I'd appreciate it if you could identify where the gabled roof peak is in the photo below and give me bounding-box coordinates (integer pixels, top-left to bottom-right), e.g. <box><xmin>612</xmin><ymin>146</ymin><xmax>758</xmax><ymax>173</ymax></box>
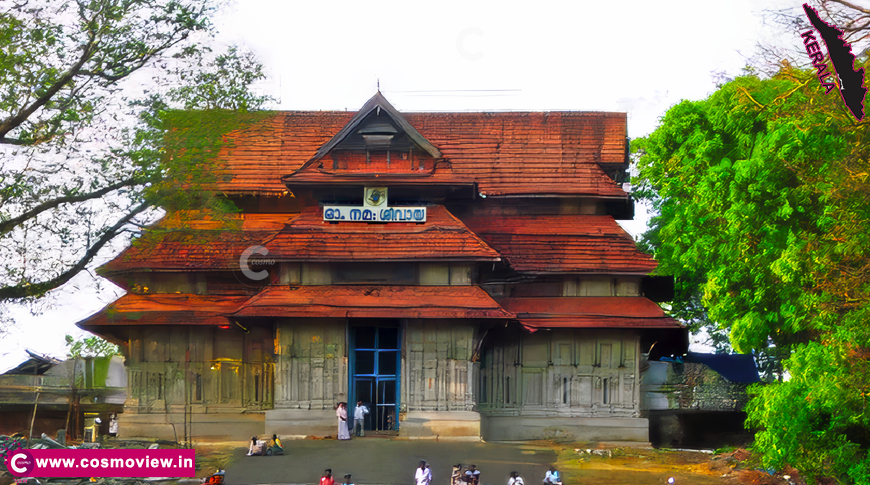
<box><xmin>305</xmin><ymin>92</ymin><xmax>442</xmax><ymax>165</ymax></box>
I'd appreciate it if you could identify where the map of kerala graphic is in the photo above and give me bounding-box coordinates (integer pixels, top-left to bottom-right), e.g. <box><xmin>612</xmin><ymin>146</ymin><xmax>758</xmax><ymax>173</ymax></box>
<box><xmin>803</xmin><ymin>3</ymin><xmax>867</xmax><ymax>120</ymax></box>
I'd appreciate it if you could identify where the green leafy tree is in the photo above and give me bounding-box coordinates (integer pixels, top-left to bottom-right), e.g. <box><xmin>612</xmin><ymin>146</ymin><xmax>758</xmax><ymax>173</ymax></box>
<box><xmin>64</xmin><ymin>333</ymin><xmax>120</xmax><ymax>358</ymax></box>
<box><xmin>0</xmin><ymin>0</ymin><xmax>273</xmax><ymax>302</ymax></box>
<box><xmin>634</xmin><ymin>62</ymin><xmax>870</xmax><ymax>483</ymax></box>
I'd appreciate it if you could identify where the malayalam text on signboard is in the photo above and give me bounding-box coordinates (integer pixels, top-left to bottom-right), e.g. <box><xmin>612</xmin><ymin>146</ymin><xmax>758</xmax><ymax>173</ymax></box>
<box><xmin>323</xmin><ymin>206</ymin><xmax>427</xmax><ymax>222</ymax></box>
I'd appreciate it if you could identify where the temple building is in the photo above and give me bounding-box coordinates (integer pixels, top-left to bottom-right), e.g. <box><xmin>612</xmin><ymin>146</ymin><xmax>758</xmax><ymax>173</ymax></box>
<box><xmin>77</xmin><ymin>93</ymin><xmax>686</xmax><ymax>441</ymax></box>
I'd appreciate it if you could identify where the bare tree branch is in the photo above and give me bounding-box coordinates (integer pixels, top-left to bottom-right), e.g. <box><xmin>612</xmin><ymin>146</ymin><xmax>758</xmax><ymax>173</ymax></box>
<box><xmin>828</xmin><ymin>0</ymin><xmax>870</xmax><ymax>15</ymax></box>
<box><xmin>0</xmin><ymin>137</ymin><xmax>28</xmax><ymax>146</ymax></box>
<box><xmin>0</xmin><ymin>177</ymin><xmax>145</xmax><ymax>234</ymax></box>
<box><xmin>0</xmin><ymin>200</ymin><xmax>150</xmax><ymax>300</ymax></box>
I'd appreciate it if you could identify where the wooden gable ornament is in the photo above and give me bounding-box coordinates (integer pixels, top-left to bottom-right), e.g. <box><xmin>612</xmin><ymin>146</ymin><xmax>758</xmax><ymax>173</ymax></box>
<box><xmin>294</xmin><ymin>92</ymin><xmax>442</xmax><ymax>174</ymax></box>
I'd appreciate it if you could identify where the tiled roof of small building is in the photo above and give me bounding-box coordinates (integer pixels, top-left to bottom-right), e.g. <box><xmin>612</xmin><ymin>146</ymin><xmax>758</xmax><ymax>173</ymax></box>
<box><xmin>232</xmin><ymin>285</ymin><xmax>515</xmax><ymax>319</ymax></box>
<box><xmin>216</xmin><ymin>111</ymin><xmax>627</xmax><ymax>197</ymax></box>
<box><xmin>462</xmin><ymin>214</ymin><xmax>657</xmax><ymax>274</ymax></box>
<box><xmin>265</xmin><ymin>205</ymin><xmax>500</xmax><ymax>262</ymax></box>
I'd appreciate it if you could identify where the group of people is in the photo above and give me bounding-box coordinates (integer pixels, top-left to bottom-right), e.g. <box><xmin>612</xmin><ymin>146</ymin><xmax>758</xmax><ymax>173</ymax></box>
<box><xmin>335</xmin><ymin>401</ymin><xmax>370</xmax><ymax>440</ymax></box>
<box><xmin>245</xmin><ymin>419</ymin><xmax>562</xmax><ymax>485</ymax></box>
<box><xmin>248</xmin><ymin>440</ymin><xmax>560</xmax><ymax>485</ymax></box>
<box><xmin>246</xmin><ymin>434</ymin><xmax>284</xmax><ymax>456</ymax></box>
<box><xmin>508</xmin><ymin>466</ymin><xmax>560</xmax><ymax>485</ymax></box>
<box><xmin>317</xmin><ymin>462</ymin><xmax>555</xmax><ymax>485</ymax></box>
<box><xmin>450</xmin><ymin>463</ymin><xmax>479</xmax><ymax>485</ymax></box>
<box><xmin>444</xmin><ymin>461</ymin><xmax>561</xmax><ymax>485</ymax></box>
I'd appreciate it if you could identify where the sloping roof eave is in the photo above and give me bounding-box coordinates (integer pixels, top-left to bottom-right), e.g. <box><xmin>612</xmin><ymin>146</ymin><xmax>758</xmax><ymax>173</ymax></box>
<box><xmin>233</xmin><ymin>285</ymin><xmax>514</xmax><ymax>319</ymax></box>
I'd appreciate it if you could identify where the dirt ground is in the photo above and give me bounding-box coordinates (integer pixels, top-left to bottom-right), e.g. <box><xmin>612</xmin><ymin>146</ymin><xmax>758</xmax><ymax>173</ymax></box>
<box><xmin>0</xmin><ymin>440</ymin><xmax>804</xmax><ymax>485</ymax></box>
<box><xmin>554</xmin><ymin>445</ymin><xmax>805</xmax><ymax>485</ymax></box>
<box><xmin>192</xmin><ymin>439</ymin><xmax>807</xmax><ymax>485</ymax></box>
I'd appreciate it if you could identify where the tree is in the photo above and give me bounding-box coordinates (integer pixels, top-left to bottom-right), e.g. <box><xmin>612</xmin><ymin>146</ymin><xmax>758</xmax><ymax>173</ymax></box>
<box><xmin>634</xmin><ymin>62</ymin><xmax>870</xmax><ymax>483</ymax></box>
<box><xmin>64</xmin><ymin>333</ymin><xmax>119</xmax><ymax>358</ymax></box>
<box><xmin>0</xmin><ymin>0</ymin><xmax>272</xmax><ymax>302</ymax></box>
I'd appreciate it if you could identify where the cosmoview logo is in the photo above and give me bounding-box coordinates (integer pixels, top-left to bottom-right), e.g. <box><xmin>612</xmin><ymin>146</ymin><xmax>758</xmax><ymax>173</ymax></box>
<box><xmin>239</xmin><ymin>245</ymin><xmax>275</xmax><ymax>281</ymax></box>
<box><xmin>6</xmin><ymin>450</ymin><xmax>34</xmax><ymax>477</ymax></box>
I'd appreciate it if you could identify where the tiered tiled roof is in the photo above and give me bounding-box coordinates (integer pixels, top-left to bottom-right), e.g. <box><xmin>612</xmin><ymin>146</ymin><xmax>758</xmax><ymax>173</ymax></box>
<box><xmin>77</xmin><ymin>294</ymin><xmax>249</xmax><ymax>329</ymax></box>
<box><xmin>462</xmin><ymin>213</ymin><xmax>657</xmax><ymax>274</ymax></box>
<box><xmin>232</xmin><ymin>285</ymin><xmax>514</xmax><ymax>319</ymax></box>
<box><xmin>216</xmin><ymin>111</ymin><xmax>627</xmax><ymax>197</ymax></box>
<box><xmin>499</xmin><ymin>297</ymin><xmax>682</xmax><ymax>331</ymax></box>
<box><xmin>265</xmin><ymin>205</ymin><xmax>500</xmax><ymax>262</ymax></box>
<box><xmin>100</xmin><ymin>213</ymin><xmax>294</xmax><ymax>273</ymax></box>
<box><xmin>78</xmin><ymin>96</ymin><xmax>676</xmax><ymax>337</ymax></box>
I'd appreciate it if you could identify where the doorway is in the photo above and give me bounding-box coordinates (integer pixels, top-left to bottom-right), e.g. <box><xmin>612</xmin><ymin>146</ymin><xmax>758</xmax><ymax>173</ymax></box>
<box><xmin>350</xmin><ymin>325</ymin><xmax>400</xmax><ymax>431</ymax></box>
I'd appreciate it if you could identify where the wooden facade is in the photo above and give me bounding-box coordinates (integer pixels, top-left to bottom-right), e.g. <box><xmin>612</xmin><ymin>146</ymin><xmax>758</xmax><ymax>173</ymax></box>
<box><xmin>78</xmin><ymin>92</ymin><xmax>686</xmax><ymax>441</ymax></box>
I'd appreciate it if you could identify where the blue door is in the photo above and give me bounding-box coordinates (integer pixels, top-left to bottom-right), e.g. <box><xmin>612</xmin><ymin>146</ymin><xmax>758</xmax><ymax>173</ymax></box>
<box><xmin>350</xmin><ymin>325</ymin><xmax>400</xmax><ymax>431</ymax></box>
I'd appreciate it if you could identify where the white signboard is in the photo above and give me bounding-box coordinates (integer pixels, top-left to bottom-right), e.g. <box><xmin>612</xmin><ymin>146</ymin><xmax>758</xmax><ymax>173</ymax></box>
<box><xmin>323</xmin><ymin>206</ymin><xmax>427</xmax><ymax>222</ymax></box>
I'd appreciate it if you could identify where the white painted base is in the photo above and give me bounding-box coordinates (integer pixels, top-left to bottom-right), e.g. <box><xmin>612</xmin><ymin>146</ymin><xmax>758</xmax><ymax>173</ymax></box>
<box><xmin>399</xmin><ymin>411</ymin><xmax>481</xmax><ymax>439</ymax></box>
<box><xmin>119</xmin><ymin>413</ymin><xmax>265</xmax><ymax>441</ymax></box>
<box><xmin>481</xmin><ymin>416</ymin><xmax>649</xmax><ymax>442</ymax></box>
<box><xmin>265</xmin><ymin>409</ymin><xmax>338</xmax><ymax>437</ymax></box>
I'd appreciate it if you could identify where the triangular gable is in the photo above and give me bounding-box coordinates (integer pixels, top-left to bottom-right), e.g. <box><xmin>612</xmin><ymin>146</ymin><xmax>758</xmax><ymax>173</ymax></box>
<box><xmin>300</xmin><ymin>92</ymin><xmax>442</xmax><ymax>171</ymax></box>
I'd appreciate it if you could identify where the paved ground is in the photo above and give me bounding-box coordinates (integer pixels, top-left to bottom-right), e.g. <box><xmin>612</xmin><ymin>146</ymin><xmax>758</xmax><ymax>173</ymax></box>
<box><xmin>222</xmin><ymin>439</ymin><xmax>557</xmax><ymax>485</ymax></box>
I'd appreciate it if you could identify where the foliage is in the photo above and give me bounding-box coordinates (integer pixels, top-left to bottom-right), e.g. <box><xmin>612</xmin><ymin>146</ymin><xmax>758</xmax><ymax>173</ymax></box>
<box><xmin>64</xmin><ymin>333</ymin><xmax>120</xmax><ymax>358</ymax></box>
<box><xmin>746</xmin><ymin>307</ymin><xmax>870</xmax><ymax>484</ymax></box>
<box><xmin>0</xmin><ymin>0</ymin><xmax>273</xmax><ymax>302</ymax></box>
<box><xmin>634</xmin><ymin>60</ymin><xmax>870</xmax><ymax>482</ymax></box>
<box><xmin>167</xmin><ymin>45</ymin><xmax>273</xmax><ymax>111</ymax></box>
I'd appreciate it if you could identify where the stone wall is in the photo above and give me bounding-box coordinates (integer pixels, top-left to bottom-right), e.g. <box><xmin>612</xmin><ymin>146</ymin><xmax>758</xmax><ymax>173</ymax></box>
<box><xmin>272</xmin><ymin>318</ymin><xmax>348</xmax><ymax>409</ymax></box>
<box><xmin>479</xmin><ymin>328</ymin><xmax>641</xmax><ymax>417</ymax></box>
<box><xmin>641</xmin><ymin>361</ymin><xmax>752</xmax><ymax>412</ymax></box>
<box><xmin>124</xmin><ymin>325</ymin><xmax>274</xmax><ymax>416</ymax></box>
<box><xmin>402</xmin><ymin>320</ymin><xmax>477</xmax><ymax>412</ymax></box>
<box><xmin>400</xmin><ymin>320</ymin><xmax>480</xmax><ymax>438</ymax></box>
<box><xmin>478</xmin><ymin>327</ymin><xmax>644</xmax><ymax>441</ymax></box>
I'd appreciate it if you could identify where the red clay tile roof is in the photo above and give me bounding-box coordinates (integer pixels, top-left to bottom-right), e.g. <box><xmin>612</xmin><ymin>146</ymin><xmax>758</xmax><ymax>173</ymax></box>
<box><xmin>100</xmin><ymin>213</ymin><xmax>295</xmax><ymax>273</ymax></box>
<box><xmin>264</xmin><ymin>205</ymin><xmax>500</xmax><ymax>262</ymax></box>
<box><xmin>499</xmin><ymin>296</ymin><xmax>683</xmax><ymax>331</ymax></box>
<box><xmin>77</xmin><ymin>294</ymin><xmax>248</xmax><ymax>328</ymax></box>
<box><xmin>461</xmin><ymin>214</ymin><xmax>657</xmax><ymax>274</ymax></box>
<box><xmin>233</xmin><ymin>285</ymin><xmax>514</xmax><ymax>319</ymax></box>
<box><xmin>216</xmin><ymin>111</ymin><xmax>627</xmax><ymax>197</ymax></box>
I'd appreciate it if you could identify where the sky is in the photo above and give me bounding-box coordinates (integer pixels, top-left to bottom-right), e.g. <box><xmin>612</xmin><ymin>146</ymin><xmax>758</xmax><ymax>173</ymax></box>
<box><xmin>0</xmin><ymin>0</ymin><xmax>800</xmax><ymax>371</ymax></box>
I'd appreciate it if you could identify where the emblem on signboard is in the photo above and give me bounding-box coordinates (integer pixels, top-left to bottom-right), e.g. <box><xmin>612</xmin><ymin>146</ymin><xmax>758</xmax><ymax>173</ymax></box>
<box><xmin>365</xmin><ymin>187</ymin><xmax>387</xmax><ymax>207</ymax></box>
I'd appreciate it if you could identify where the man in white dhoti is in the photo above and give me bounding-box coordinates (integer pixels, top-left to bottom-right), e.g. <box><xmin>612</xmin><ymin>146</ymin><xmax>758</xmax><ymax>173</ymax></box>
<box><xmin>415</xmin><ymin>460</ymin><xmax>431</xmax><ymax>485</ymax></box>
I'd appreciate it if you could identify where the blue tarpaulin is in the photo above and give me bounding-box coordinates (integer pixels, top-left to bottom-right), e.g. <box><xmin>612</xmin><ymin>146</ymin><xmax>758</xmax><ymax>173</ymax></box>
<box><xmin>681</xmin><ymin>352</ymin><xmax>761</xmax><ymax>383</ymax></box>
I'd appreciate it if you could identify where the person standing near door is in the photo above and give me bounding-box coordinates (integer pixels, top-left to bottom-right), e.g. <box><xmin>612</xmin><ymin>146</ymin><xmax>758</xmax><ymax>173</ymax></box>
<box><xmin>353</xmin><ymin>401</ymin><xmax>369</xmax><ymax>437</ymax></box>
<box><xmin>336</xmin><ymin>403</ymin><xmax>351</xmax><ymax>440</ymax></box>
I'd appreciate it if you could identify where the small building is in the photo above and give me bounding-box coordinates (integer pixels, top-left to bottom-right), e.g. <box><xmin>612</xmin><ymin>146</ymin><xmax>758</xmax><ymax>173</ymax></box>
<box><xmin>77</xmin><ymin>93</ymin><xmax>686</xmax><ymax>441</ymax></box>
<box><xmin>0</xmin><ymin>350</ymin><xmax>126</xmax><ymax>440</ymax></box>
<box><xmin>642</xmin><ymin>352</ymin><xmax>761</xmax><ymax>448</ymax></box>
